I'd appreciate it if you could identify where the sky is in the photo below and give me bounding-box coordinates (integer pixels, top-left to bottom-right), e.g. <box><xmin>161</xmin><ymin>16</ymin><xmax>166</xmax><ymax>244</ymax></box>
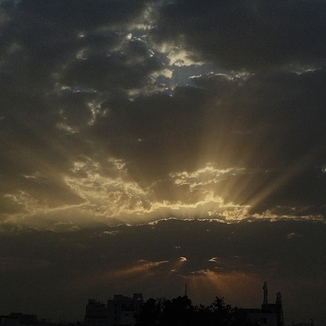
<box><xmin>0</xmin><ymin>0</ymin><xmax>326</xmax><ymax>323</ymax></box>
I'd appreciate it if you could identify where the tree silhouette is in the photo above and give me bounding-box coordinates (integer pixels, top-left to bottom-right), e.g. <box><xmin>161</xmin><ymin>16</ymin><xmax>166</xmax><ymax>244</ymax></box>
<box><xmin>160</xmin><ymin>296</ymin><xmax>195</xmax><ymax>326</ymax></box>
<box><xmin>135</xmin><ymin>296</ymin><xmax>255</xmax><ymax>326</ymax></box>
<box><xmin>135</xmin><ymin>297</ymin><xmax>164</xmax><ymax>326</ymax></box>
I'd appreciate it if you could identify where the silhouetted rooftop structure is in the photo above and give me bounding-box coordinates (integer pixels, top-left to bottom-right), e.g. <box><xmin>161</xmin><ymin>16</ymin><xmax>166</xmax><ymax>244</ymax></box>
<box><xmin>84</xmin><ymin>294</ymin><xmax>143</xmax><ymax>326</ymax></box>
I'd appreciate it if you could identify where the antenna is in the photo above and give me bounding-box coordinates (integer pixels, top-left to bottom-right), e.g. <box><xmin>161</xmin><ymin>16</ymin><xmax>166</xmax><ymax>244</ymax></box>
<box><xmin>185</xmin><ymin>282</ymin><xmax>188</xmax><ymax>297</ymax></box>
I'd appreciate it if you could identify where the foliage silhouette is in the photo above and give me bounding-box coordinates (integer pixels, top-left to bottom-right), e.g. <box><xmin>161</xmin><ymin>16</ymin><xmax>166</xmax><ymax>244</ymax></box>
<box><xmin>135</xmin><ymin>296</ymin><xmax>255</xmax><ymax>326</ymax></box>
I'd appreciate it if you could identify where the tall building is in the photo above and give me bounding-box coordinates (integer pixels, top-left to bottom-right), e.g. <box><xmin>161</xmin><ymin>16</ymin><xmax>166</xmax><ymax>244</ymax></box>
<box><xmin>84</xmin><ymin>294</ymin><xmax>143</xmax><ymax>326</ymax></box>
<box><xmin>107</xmin><ymin>294</ymin><xmax>143</xmax><ymax>326</ymax></box>
<box><xmin>84</xmin><ymin>299</ymin><xmax>107</xmax><ymax>326</ymax></box>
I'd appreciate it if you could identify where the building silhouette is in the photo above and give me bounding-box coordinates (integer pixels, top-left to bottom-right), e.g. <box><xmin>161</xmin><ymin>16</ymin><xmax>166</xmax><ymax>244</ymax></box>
<box><xmin>238</xmin><ymin>282</ymin><xmax>284</xmax><ymax>326</ymax></box>
<box><xmin>84</xmin><ymin>294</ymin><xmax>143</xmax><ymax>326</ymax></box>
<box><xmin>0</xmin><ymin>313</ymin><xmax>37</xmax><ymax>326</ymax></box>
<box><xmin>84</xmin><ymin>299</ymin><xmax>107</xmax><ymax>326</ymax></box>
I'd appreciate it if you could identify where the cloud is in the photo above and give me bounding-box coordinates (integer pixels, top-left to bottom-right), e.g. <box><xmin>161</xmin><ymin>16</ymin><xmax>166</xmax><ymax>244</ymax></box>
<box><xmin>72</xmin><ymin>260</ymin><xmax>169</xmax><ymax>290</ymax></box>
<box><xmin>0</xmin><ymin>0</ymin><xmax>326</xmax><ymax>226</ymax></box>
<box><xmin>169</xmin><ymin>165</ymin><xmax>246</xmax><ymax>189</ymax></box>
<box><xmin>0</xmin><ymin>256</ymin><xmax>52</xmax><ymax>271</ymax></box>
<box><xmin>3</xmin><ymin>66</ymin><xmax>326</xmax><ymax>225</ymax></box>
<box><xmin>150</xmin><ymin>0</ymin><xmax>326</xmax><ymax>71</ymax></box>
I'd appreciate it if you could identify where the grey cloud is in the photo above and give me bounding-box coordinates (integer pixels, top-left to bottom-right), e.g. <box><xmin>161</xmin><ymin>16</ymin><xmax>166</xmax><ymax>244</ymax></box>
<box><xmin>0</xmin><ymin>0</ymin><xmax>157</xmax><ymax>96</ymax></box>
<box><xmin>151</xmin><ymin>0</ymin><xmax>326</xmax><ymax>70</ymax></box>
<box><xmin>62</xmin><ymin>44</ymin><xmax>161</xmax><ymax>91</ymax></box>
<box><xmin>17</xmin><ymin>0</ymin><xmax>151</xmax><ymax>31</ymax></box>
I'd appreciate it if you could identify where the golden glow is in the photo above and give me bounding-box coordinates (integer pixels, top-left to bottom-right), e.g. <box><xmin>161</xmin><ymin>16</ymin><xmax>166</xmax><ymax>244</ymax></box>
<box><xmin>3</xmin><ymin>134</ymin><xmax>323</xmax><ymax>228</ymax></box>
<box><xmin>169</xmin><ymin>256</ymin><xmax>187</xmax><ymax>273</ymax></box>
<box><xmin>72</xmin><ymin>260</ymin><xmax>169</xmax><ymax>290</ymax></box>
<box><xmin>186</xmin><ymin>270</ymin><xmax>261</xmax><ymax>306</ymax></box>
<box><xmin>4</xmin><ymin>145</ymin><xmax>323</xmax><ymax>226</ymax></box>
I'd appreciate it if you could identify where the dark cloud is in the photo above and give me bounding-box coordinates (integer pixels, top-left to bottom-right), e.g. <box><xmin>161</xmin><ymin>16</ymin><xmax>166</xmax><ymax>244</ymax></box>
<box><xmin>151</xmin><ymin>0</ymin><xmax>326</xmax><ymax>70</ymax></box>
<box><xmin>62</xmin><ymin>43</ymin><xmax>161</xmax><ymax>91</ymax></box>
<box><xmin>17</xmin><ymin>0</ymin><xmax>150</xmax><ymax>30</ymax></box>
<box><xmin>90</xmin><ymin>88</ymin><xmax>207</xmax><ymax>177</ymax></box>
<box><xmin>0</xmin><ymin>0</ymin><xmax>158</xmax><ymax>96</ymax></box>
<box><xmin>78</xmin><ymin>68</ymin><xmax>326</xmax><ymax>216</ymax></box>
